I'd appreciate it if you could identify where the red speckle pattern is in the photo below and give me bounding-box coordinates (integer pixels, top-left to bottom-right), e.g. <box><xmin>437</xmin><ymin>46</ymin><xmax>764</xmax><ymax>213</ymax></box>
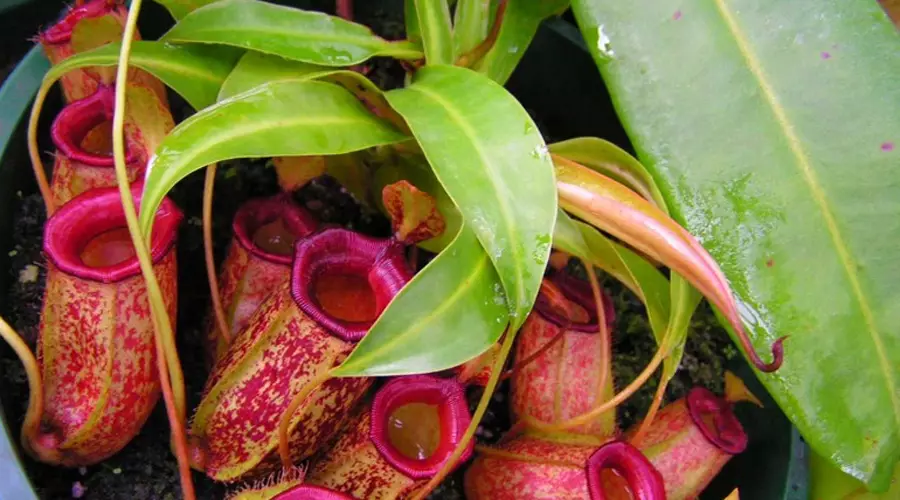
<box><xmin>50</xmin><ymin>82</ymin><xmax>174</xmax><ymax>206</ymax></box>
<box><xmin>882</xmin><ymin>141</ymin><xmax>894</xmax><ymax>152</ymax></box>
<box><xmin>511</xmin><ymin>313</ymin><xmax>616</xmax><ymax>437</ymax></box>
<box><xmin>465</xmin><ymin>436</ymin><xmax>601</xmax><ymax>499</ymax></box>
<box><xmin>626</xmin><ymin>397</ymin><xmax>733</xmax><ymax>499</ymax></box>
<box><xmin>32</xmin><ymin>251</ymin><xmax>177</xmax><ymax>466</ymax></box>
<box><xmin>191</xmin><ymin>284</ymin><xmax>371</xmax><ymax>482</ymax></box>
<box><xmin>204</xmin><ymin>239</ymin><xmax>290</xmax><ymax>364</ymax></box>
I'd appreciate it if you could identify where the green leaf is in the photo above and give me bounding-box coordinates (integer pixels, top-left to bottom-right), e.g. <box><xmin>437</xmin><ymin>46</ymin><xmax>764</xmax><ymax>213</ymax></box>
<box><xmin>217</xmin><ymin>52</ymin><xmax>333</xmax><ymax>101</ymax></box>
<box><xmin>453</xmin><ymin>0</ymin><xmax>491</xmax><ymax>56</ymax></box>
<box><xmin>474</xmin><ymin>0</ymin><xmax>568</xmax><ymax>84</ymax></box>
<box><xmin>44</xmin><ymin>41</ymin><xmax>241</xmax><ymax>110</ymax></box>
<box><xmin>404</xmin><ymin>0</ymin><xmax>421</xmax><ymax>43</ymax></box>
<box><xmin>414</xmin><ymin>0</ymin><xmax>454</xmax><ymax>64</ymax></box>
<box><xmin>138</xmin><ymin>80</ymin><xmax>408</xmax><ymax>235</ymax></box>
<box><xmin>572</xmin><ymin>0</ymin><xmax>900</xmax><ymax>488</ymax></box>
<box><xmin>153</xmin><ymin>0</ymin><xmax>219</xmax><ymax>20</ymax></box>
<box><xmin>333</xmin><ymin>226</ymin><xmax>508</xmax><ymax>376</ymax></box>
<box><xmin>162</xmin><ymin>0</ymin><xmax>423</xmax><ymax>66</ymax></box>
<box><xmin>385</xmin><ymin>65</ymin><xmax>557</xmax><ymax>329</ymax></box>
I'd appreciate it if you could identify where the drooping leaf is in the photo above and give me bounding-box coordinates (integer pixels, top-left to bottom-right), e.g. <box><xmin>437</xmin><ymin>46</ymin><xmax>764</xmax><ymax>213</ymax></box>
<box><xmin>572</xmin><ymin>0</ymin><xmax>900</xmax><ymax>487</ymax></box>
<box><xmin>554</xmin><ymin>158</ymin><xmax>783</xmax><ymax>376</ymax></box>
<box><xmin>552</xmin><ymin>137</ymin><xmax>700</xmax><ymax>381</ymax></box>
<box><xmin>453</xmin><ymin>0</ymin><xmax>491</xmax><ymax>55</ymax></box>
<box><xmin>217</xmin><ymin>52</ymin><xmax>332</xmax><ymax>101</ymax></box>
<box><xmin>333</xmin><ymin>226</ymin><xmax>508</xmax><ymax>376</ymax></box>
<box><xmin>414</xmin><ymin>0</ymin><xmax>454</xmax><ymax>64</ymax></box>
<box><xmin>473</xmin><ymin>0</ymin><xmax>569</xmax><ymax>84</ymax></box>
<box><xmin>153</xmin><ymin>0</ymin><xmax>219</xmax><ymax>20</ymax></box>
<box><xmin>383</xmin><ymin>180</ymin><xmax>446</xmax><ymax>244</ymax></box>
<box><xmin>385</xmin><ymin>65</ymin><xmax>557</xmax><ymax>329</ymax></box>
<box><xmin>138</xmin><ymin>80</ymin><xmax>408</xmax><ymax>235</ymax></box>
<box><xmin>44</xmin><ymin>41</ymin><xmax>241</xmax><ymax>110</ymax></box>
<box><xmin>162</xmin><ymin>0</ymin><xmax>423</xmax><ymax>66</ymax></box>
<box><xmin>371</xmin><ymin>152</ymin><xmax>462</xmax><ymax>252</ymax></box>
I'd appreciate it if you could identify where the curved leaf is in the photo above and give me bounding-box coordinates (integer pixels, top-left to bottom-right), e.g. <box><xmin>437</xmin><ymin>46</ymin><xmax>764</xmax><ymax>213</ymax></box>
<box><xmin>474</xmin><ymin>0</ymin><xmax>569</xmax><ymax>84</ymax></box>
<box><xmin>573</xmin><ymin>0</ymin><xmax>900</xmax><ymax>487</ymax></box>
<box><xmin>551</xmin><ymin>137</ymin><xmax>700</xmax><ymax>380</ymax></box>
<box><xmin>162</xmin><ymin>0</ymin><xmax>423</xmax><ymax>66</ymax></box>
<box><xmin>138</xmin><ymin>80</ymin><xmax>408</xmax><ymax>235</ymax></box>
<box><xmin>44</xmin><ymin>41</ymin><xmax>241</xmax><ymax>110</ymax></box>
<box><xmin>385</xmin><ymin>65</ymin><xmax>557</xmax><ymax>328</ymax></box>
<box><xmin>333</xmin><ymin>226</ymin><xmax>508</xmax><ymax>376</ymax></box>
<box><xmin>414</xmin><ymin>0</ymin><xmax>454</xmax><ymax>64</ymax></box>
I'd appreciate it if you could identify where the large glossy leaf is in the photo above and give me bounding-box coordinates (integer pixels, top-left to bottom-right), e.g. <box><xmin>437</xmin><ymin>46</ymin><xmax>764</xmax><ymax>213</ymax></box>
<box><xmin>153</xmin><ymin>0</ymin><xmax>218</xmax><ymax>20</ymax></box>
<box><xmin>414</xmin><ymin>0</ymin><xmax>454</xmax><ymax>64</ymax></box>
<box><xmin>44</xmin><ymin>41</ymin><xmax>241</xmax><ymax>110</ymax></box>
<box><xmin>162</xmin><ymin>0</ymin><xmax>423</xmax><ymax>66</ymax></box>
<box><xmin>572</xmin><ymin>0</ymin><xmax>900</xmax><ymax>488</ymax></box>
<box><xmin>473</xmin><ymin>0</ymin><xmax>569</xmax><ymax>84</ymax></box>
<box><xmin>138</xmin><ymin>80</ymin><xmax>408</xmax><ymax>235</ymax></box>
<box><xmin>385</xmin><ymin>65</ymin><xmax>557</xmax><ymax>329</ymax></box>
<box><xmin>333</xmin><ymin>226</ymin><xmax>507</xmax><ymax>376</ymax></box>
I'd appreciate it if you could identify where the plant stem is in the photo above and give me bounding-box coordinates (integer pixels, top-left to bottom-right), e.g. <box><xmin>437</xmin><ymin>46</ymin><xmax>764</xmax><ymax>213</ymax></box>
<box><xmin>336</xmin><ymin>0</ymin><xmax>353</xmax><ymax>20</ymax></box>
<box><xmin>27</xmin><ymin>81</ymin><xmax>56</xmax><ymax>216</ymax></box>
<box><xmin>203</xmin><ymin>164</ymin><xmax>231</xmax><ymax>347</ymax></box>
<box><xmin>583</xmin><ymin>259</ymin><xmax>611</xmax><ymax>401</ymax></box>
<box><xmin>111</xmin><ymin>1</ymin><xmax>194</xmax><ymax>497</ymax></box>
<box><xmin>412</xmin><ymin>326</ymin><xmax>517</xmax><ymax>500</ymax></box>
<box><xmin>456</xmin><ymin>0</ymin><xmax>507</xmax><ymax>67</ymax></box>
<box><xmin>0</xmin><ymin>316</ymin><xmax>43</xmax><ymax>445</ymax></box>
<box><xmin>630</xmin><ymin>376</ymin><xmax>667</xmax><ymax>444</ymax></box>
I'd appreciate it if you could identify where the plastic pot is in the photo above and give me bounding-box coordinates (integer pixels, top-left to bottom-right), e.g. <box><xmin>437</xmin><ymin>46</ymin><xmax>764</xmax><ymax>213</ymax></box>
<box><xmin>0</xmin><ymin>4</ymin><xmax>808</xmax><ymax>499</ymax></box>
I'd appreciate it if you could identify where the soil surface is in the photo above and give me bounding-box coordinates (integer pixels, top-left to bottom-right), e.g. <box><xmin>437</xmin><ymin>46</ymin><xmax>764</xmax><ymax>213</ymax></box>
<box><xmin>0</xmin><ymin>1</ymin><xmax>737</xmax><ymax>499</ymax></box>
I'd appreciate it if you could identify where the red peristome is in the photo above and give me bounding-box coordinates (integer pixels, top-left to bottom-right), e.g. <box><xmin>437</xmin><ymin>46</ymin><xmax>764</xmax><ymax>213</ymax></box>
<box><xmin>26</xmin><ymin>185</ymin><xmax>181</xmax><ymax>466</ymax></box>
<box><xmin>511</xmin><ymin>273</ymin><xmax>617</xmax><ymax>437</ymax></box>
<box><xmin>306</xmin><ymin>375</ymin><xmax>472</xmax><ymax>499</ymax></box>
<box><xmin>273</xmin><ymin>485</ymin><xmax>355</xmax><ymax>500</ymax></box>
<box><xmin>291</xmin><ymin>228</ymin><xmax>413</xmax><ymax>342</ymax></box>
<box><xmin>465</xmin><ymin>435</ymin><xmax>663</xmax><ymax>499</ymax></box>
<box><xmin>204</xmin><ymin>194</ymin><xmax>317</xmax><ymax>363</ymax></box>
<box><xmin>49</xmin><ymin>83</ymin><xmax>174</xmax><ymax>205</ymax></box>
<box><xmin>191</xmin><ymin>229</ymin><xmax>412</xmax><ymax>482</ymax></box>
<box><xmin>627</xmin><ymin>387</ymin><xmax>747</xmax><ymax>500</ymax></box>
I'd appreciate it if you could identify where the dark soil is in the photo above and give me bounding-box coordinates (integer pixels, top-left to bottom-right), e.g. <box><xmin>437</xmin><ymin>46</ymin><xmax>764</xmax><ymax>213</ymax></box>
<box><xmin>0</xmin><ymin>1</ymin><xmax>738</xmax><ymax>499</ymax></box>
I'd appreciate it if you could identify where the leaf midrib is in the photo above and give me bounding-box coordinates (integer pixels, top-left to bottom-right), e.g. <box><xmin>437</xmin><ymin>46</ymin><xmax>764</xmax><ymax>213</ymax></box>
<box><xmin>403</xmin><ymin>83</ymin><xmax>527</xmax><ymax>312</ymax></box>
<box><xmin>337</xmin><ymin>250</ymin><xmax>493</xmax><ymax>374</ymax></box>
<box><xmin>712</xmin><ymin>0</ymin><xmax>900</xmax><ymax>427</ymax></box>
<box><xmin>167</xmin><ymin>25</ymin><xmax>390</xmax><ymax>53</ymax></box>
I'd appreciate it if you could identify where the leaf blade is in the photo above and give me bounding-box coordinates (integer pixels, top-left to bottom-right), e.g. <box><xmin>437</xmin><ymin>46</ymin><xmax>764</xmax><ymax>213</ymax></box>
<box><xmin>333</xmin><ymin>226</ymin><xmax>508</xmax><ymax>376</ymax></box>
<box><xmin>162</xmin><ymin>0</ymin><xmax>423</xmax><ymax>66</ymax></box>
<box><xmin>138</xmin><ymin>80</ymin><xmax>407</xmax><ymax>235</ymax></box>
<box><xmin>572</xmin><ymin>0</ymin><xmax>900</xmax><ymax>487</ymax></box>
<box><xmin>44</xmin><ymin>41</ymin><xmax>241</xmax><ymax>110</ymax></box>
<box><xmin>385</xmin><ymin>65</ymin><xmax>557</xmax><ymax>328</ymax></box>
